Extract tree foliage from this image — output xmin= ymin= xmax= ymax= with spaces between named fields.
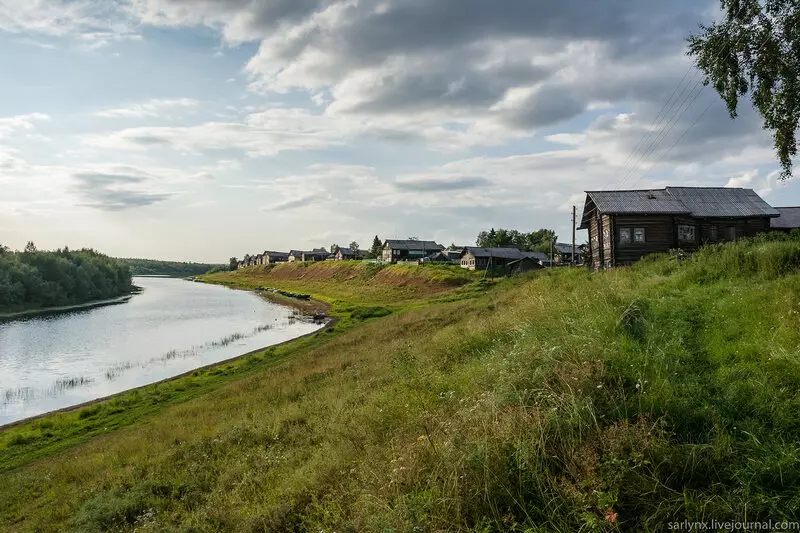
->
xmin=229 ymin=257 xmax=238 ymax=271
xmin=370 ymin=236 xmax=382 ymax=258
xmin=476 ymin=228 xmax=557 ymax=253
xmin=0 ymin=246 xmax=132 ymax=312
xmin=117 ymin=258 xmax=225 ymax=277
xmin=349 ymin=241 xmax=359 ymax=252
xmin=688 ymin=0 xmax=800 ymax=178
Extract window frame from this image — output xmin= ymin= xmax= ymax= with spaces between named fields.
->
xmin=677 ymin=224 xmax=696 ymax=243
xmin=633 ymin=227 xmax=646 ymax=244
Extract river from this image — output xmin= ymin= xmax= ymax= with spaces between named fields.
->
xmin=0 ymin=277 xmax=324 ymax=425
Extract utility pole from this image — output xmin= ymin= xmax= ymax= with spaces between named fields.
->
xmin=572 ymin=205 xmax=576 ymax=267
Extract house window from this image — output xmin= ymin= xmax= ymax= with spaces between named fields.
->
xmin=710 ymin=225 xmax=718 ymax=241
xmin=727 ymin=226 xmax=736 ymax=241
xmin=678 ymin=225 xmax=696 ymax=243
xmin=619 ymin=228 xmax=632 ymax=246
xmin=633 ymin=228 xmax=646 ymax=243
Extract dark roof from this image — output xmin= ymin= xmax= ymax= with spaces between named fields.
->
xmin=554 ymin=243 xmax=574 ymax=254
xmin=337 ymin=248 xmax=363 ymax=256
xmin=580 ymin=187 xmax=778 ymax=229
xmin=421 ymin=251 xmax=451 ymax=262
xmin=265 ymin=251 xmax=289 ymax=258
xmin=302 ymin=251 xmax=328 ymax=258
xmin=462 ymin=247 xmax=529 ymax=260
xmin=384 ymin=239 xmax=444 ymax=251
xmin=771 ymin=207 xmax=800 ymax=229
xmin=525 ymin=251 xmax=549 ymax=262
xmin=288 ymin=250 xmax=303 ymax=257
xmin=665 ymin=187 xmax=778 ymax=218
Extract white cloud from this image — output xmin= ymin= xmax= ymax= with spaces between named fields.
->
xmin=0 ymin=0 xmax=139 ymax=47
xmin=0 ymin=113 xmax=50 ymax=138
xmin=94 ymin=98 xmax=200 ymax=118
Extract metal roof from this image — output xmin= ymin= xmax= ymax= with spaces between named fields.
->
xmin=462 ymin=247 xmax=531 ymax=260
xmin=771 ymin=207 xmax=800 ymax=229
xmin=554 ymin=242 xmax=575 ymax=254
xmin=665 ymin=187 xmax=779 ymax=218
xmin=580 ymin=187 xmax=778 ymax=228
xmin=384 ymin=239 xmax=444 ymax=251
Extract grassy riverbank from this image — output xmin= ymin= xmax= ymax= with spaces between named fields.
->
xmin=3 ymin=238 xmax=800 ymax=531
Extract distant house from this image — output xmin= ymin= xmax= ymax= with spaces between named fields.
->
xmin=381 ymin=240 xmax=445 ymax=263
xmin=335 ymin=248 xmax=365 ymax=261
xmin=301 ymin=250 xmax=328 ymax=262
xmin=554 ymin=242 xmax=579 ymax=264
xmin=418 ymin=251 xmax=451 ymax=264
xmin=459 ymin=247 xmax=545 ymax=271
xmin=507 ymin=256 xmax=545 ymax=275
xmin=263 ymin=251 xmax=290 ymax=264
xmin=442 ymin=249 xmax=463 ymax=262
xmin=579 ymin=187 xmax=779 ymax=271
xmin=771 ymin=207 xmax=800 ymax=232
xmin=288 ymin=250 xmax=304 ymax=262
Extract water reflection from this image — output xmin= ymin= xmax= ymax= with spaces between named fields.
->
xmin=0 ymin=277 xmax=323 ymax=424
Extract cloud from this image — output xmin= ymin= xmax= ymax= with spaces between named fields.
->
xmin=94 ymin=98 xmax=200 ymax=118
xmin=0 ymin=0 xmax=139 ymax=47
xmin=394 ymin=175 xmax=489 ymax=192
xmin=264 ymin=193 xmax=324 ymax=211
xmin=0 ymin=113 xmax=50 ymax=138
xmin=72 ymin=171 xmax=172 ymax=210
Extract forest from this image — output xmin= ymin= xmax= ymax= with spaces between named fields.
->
xmin=117 ymin=258 xmax=225 ymax=277
xmin=0 ymin=243 xmax=132 ymax=313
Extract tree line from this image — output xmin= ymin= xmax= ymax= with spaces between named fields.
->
xmin=118 ymin=258 xmax=225 ymax=277
xmin=0 ymin=242 xmax=132 ymax=312
xmin=475 ymin=228 xmax=557 ymax=253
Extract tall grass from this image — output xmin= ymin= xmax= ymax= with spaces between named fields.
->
xmin=3 ymin=237 xmax=800 ymax=531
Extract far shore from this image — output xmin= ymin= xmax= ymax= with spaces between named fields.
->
xmin=0 ymin=294 xmax=135 ymax=321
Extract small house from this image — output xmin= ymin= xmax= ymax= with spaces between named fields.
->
xmin=418 ymin=251 xmax=451 ymax=264
xmin=301 ymin=250 xmax=328 ymax=262
xmin=381 ymin=240 xmax=445 ymax=263
xmin=771 ymin=207 xmax=800 ymax=232
xmin=442 ymin=250 xmax=463 ymax=262
xmin=288 ymin=250 xmax=304 ymax=262
xmin=459 ymin=247 xmax=545 ymax=271
xmin=554 ymin=243 xmax=578 ymax=264
xmin=335 ymin=248 xmax=365 ymax=261
xmin=507 ymin=256 xmax=545 ymax=275
xmin=579 ymin=186 xmax=779 ymax=271
xmin=263 ymin=251 xmax=290 ymax=264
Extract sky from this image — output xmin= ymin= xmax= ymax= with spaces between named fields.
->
xmin=0 ymin=0 xmax=798 ymax=263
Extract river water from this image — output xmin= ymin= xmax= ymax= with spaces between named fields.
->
xmin=0 ymin=277 xmax=323 ymax=425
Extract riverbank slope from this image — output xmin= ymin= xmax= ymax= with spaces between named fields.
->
xmin=4 ymin=237 xmax=800 ymax=531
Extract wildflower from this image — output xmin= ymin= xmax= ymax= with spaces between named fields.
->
xmin=417 ymin=435 xmax=427 ymax=441
xmin=597 ymin=384 xmax=603 ymax=389
xmin=605 ymin=508 xmax=618 ymax=523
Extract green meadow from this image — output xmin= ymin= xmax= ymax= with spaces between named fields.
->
xmin=3 ymin=237 xmax=800 ymax=531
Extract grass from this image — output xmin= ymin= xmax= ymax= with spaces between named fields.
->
xmin=3 ymin=240 xmax=800 ymax=531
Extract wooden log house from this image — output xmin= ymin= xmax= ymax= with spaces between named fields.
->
xmin=579 ymin=187 xmax=780 ymax=271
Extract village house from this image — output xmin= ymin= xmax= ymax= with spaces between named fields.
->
xmin=287 ymin=250 xmax=304 ymax=262
xmin=418 ymin=251 xmax=451 ymax=264
xmin=459 ymin=247 xmax=546 ymax=271
xmin=301 ymin=250 xmax=328 ymax=262
xmin=381 ymin=240 xmax=444 ymax=263
xmin=263 ymin=251 xmax=290 ymax=264
xmin=579 ymin=187 xmax=780 ymax=271
xmin=771 ymin=207 xmax=800 ymax=232
xmin=335 ymin=248 xmax=365 ymax=261
xmin=554 ymin=243 xmax=579 ymax=264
